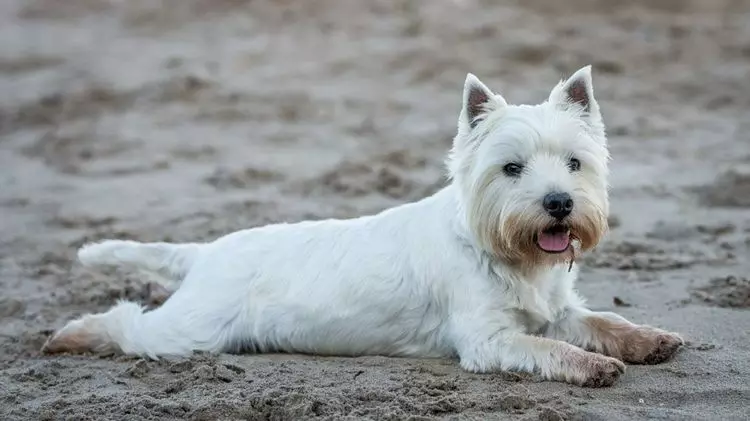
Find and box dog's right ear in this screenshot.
[462,74,506,129]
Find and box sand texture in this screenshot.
[1,0,749,420]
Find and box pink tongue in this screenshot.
[537,231,570,252]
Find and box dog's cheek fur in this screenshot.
[571,167,610,251]
[569,198,608,252]
[464,168,542,265]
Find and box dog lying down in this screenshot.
[42,66,683,387]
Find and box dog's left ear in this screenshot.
[549,65,602,126]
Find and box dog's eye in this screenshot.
[568,158,581,172]
[503,163,524,177]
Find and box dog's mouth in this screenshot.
[535,224,572,254]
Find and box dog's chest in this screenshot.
[514,294,556,334]
[514,307,554,335]
[507,268,573,334]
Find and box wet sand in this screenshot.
[1,1,749,420]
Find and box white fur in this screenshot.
[43,66,683,386]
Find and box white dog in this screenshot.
[43,66,683,387]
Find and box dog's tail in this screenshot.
[78,240,203,287]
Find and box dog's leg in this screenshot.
[41,291,241,358]
[455,329,625,387]
[544,307,684,364]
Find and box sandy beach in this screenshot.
[1,0,749,419]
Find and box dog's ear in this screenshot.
[549,65,602,124]
[462,74,506,129]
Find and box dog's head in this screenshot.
[448,66,609,269]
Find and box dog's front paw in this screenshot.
[622,327,684,365]
[551,348,625,387]
[578,353,626,388]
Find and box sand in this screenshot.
[1,0,749,420]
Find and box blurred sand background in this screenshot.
[0,0,749,420]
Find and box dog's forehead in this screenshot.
[482,104,596,157]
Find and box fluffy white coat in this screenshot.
[43,66,684,387]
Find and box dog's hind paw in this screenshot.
[41,316,111,355]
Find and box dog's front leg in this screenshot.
[545,307,684,364]
[454,328,625,387]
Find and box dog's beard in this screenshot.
[469,195,607,270]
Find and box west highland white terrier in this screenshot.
[43,66,683,387]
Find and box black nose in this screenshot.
[543,192,574,219]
